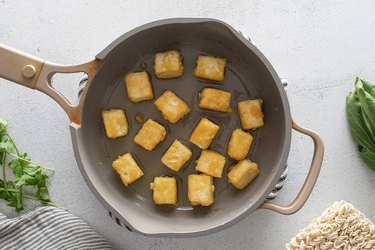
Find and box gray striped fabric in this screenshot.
[0,206,113,250]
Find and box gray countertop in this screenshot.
[1,1,375,249]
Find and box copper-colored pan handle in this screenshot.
[0,44,102,126]
[259,120,324,214]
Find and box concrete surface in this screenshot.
[1,0,375,249]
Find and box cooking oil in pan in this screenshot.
[102,48,261,212]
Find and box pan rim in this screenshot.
[72,17,292,237]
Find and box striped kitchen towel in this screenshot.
[0,206,113,250]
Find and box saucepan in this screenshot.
[0,18,324,237]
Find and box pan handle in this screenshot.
[259,120,324,214]
[0,44,102,126]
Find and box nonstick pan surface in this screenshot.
[76,19,291,235]
[0,18,323,237]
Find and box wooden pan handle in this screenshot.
[0,43,102,126]
[259,120,324,214]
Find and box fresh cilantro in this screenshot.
[0,118,62,212]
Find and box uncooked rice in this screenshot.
[286,200,375,250]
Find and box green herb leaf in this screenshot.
[361,78,375,98]
[8,194,23,212]
[0,180,11,200]
[347,78,375,171]
[0,152,4,165]
[356,78,375,134]
[36,187,51,202]
[0,118,60,212]
[15,174,35,188]
[23,164,42,176]
[36,173,51,202]
[9,158,23,178]
[0,140,14,154]
[0,118,7,135]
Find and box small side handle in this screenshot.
[259,120,324,214]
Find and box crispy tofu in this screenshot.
[198,88,232,113]
[227,129,253,160]
[124,71,154,102]
[154,90,191,123]
[189,118,220,149]
[112,153,144,186]
[193,55,226,81]
[227,159,259,190]
[161,140,192,172]
[154,50,184,79]
[195,150,226,178]
[134,119,166,151]
[188,174,215,206]
[102,109,129,139]
[237,99,264,130]
[150,176,177,205]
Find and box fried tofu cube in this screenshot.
[227,159,259,190]
[161,140,192,172]
[112,153,144,186]
[193,55,226,81]
[154,50,184,79]
[237,99,264,130]
[188,174,215,206]
[134,119,166,151]
[196,150,226,178]
[227,129,253,160]
[189,118,220,149]
[124,71,154,102]
[102,109,129,139]
[199,88,232,112]
[150,176,177,205]
[154,90,191,123]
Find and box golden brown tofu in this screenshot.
[195,150,226,178]
[188,174,215,206]
[102,109,129,139]
[150,176,177,205]
[154,50,184,79]
[125,71,154,102]
[161,140,192,172]
[112,153,144,186]
[193,55,226,81]
[237,99,264,130]
[198,88,232,112]
[154,90,191,123]
[189,118,220,149]
[227,129,253,160]
[134,119,166,151]
[227,159,259,190]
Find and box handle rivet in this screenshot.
[22,64,36,78]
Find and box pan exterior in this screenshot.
[71,18,292,237]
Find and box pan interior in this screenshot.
[78,20,290,234]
